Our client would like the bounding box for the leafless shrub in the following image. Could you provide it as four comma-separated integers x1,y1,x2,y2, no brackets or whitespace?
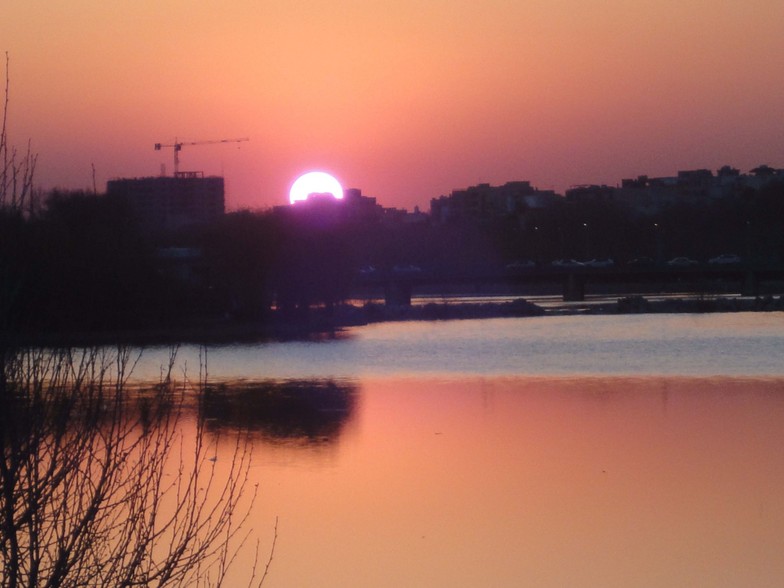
1,52,37,214
0,345,274,587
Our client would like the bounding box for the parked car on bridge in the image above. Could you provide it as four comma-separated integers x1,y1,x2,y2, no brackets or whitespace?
708,253,742,265
667,257,699,267
551,259,585,268
584,258,614,268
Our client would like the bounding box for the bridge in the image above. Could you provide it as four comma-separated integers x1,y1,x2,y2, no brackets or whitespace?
355,264,784,306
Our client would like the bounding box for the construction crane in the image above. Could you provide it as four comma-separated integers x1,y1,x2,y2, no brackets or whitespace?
154,137,249,176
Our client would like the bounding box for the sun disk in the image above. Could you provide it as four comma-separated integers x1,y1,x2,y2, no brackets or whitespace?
289,171,344,205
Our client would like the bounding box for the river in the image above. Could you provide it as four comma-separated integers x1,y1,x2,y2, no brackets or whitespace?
136,311,784,379
141,312,784,587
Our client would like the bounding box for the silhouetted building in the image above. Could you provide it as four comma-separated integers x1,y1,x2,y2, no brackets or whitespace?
565,184,615,203
430,181,557,224
277,187,427,226
107,172,225,233
343,188,385,222
614,165,784,216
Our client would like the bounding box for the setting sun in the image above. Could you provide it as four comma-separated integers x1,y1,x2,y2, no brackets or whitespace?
289,171,344,205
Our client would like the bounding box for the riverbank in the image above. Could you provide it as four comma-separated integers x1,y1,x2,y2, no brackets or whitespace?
330,293,784,323
525,293,784,318
4,294,784,348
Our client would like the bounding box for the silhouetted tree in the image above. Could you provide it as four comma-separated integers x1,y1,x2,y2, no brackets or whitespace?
201,210,280,320
750,164,776,176
1,53,37,340
2,190,171,334
270,208,355,314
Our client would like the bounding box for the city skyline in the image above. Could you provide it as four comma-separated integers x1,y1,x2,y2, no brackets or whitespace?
2,1,783,211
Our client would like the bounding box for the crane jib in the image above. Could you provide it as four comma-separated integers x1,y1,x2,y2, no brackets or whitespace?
153,138,249,175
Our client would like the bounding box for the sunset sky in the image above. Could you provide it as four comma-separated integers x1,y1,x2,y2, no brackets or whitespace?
3,0,783,211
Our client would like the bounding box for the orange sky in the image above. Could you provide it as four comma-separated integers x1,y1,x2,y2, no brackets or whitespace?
3,0,783,211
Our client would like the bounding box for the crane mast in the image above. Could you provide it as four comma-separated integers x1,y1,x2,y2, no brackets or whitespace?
154,137,249,176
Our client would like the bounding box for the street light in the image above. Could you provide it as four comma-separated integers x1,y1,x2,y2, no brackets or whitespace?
583,223,590,260
534,226,540,263
654,223,662,264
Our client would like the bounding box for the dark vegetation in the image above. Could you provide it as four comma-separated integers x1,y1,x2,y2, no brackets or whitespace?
2,179,784,343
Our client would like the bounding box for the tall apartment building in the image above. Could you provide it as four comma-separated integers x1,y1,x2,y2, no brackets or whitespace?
106,172,225,233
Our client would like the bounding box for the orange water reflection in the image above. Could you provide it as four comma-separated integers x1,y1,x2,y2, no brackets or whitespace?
217,376,784,587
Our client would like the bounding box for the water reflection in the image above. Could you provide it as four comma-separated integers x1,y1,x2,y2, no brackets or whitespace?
241,375,784,588
201,379,357,443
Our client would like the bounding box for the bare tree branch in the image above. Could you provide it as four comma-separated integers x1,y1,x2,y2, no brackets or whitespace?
1,52,37,214
0,346,273,587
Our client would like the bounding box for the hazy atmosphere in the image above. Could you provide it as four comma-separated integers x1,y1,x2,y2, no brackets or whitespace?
3,0,783,210
4,4,784,586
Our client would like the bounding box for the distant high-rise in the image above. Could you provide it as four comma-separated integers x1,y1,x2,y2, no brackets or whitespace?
107,172,224,233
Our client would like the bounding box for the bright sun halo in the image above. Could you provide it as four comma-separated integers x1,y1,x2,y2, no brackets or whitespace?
289,171,344,205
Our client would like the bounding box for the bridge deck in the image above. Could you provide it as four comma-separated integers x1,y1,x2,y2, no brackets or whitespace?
355,265,784,304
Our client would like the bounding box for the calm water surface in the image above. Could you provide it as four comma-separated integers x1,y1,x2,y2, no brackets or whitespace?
145,313,784,587
135,311,784,380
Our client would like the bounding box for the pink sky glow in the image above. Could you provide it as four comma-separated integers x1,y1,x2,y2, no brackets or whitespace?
3,0,783,211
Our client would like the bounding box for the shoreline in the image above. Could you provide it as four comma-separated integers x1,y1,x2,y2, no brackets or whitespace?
4,294,783,348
